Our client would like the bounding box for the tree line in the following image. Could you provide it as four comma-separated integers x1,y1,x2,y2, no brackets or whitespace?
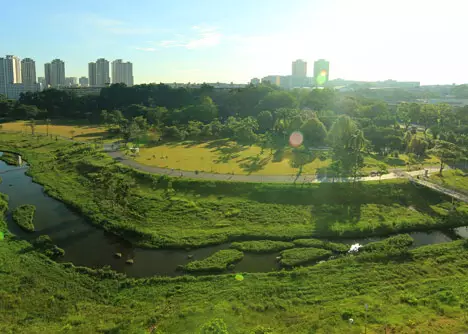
0,82,467,176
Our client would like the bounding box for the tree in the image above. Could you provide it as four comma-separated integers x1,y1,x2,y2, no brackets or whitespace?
184,96,218,123
377,163,389,183
257,110,274,132
199,318,229,334
327,115,358,149
257,91,297,112
45,118,51,136
300,117,327,147
429,140,464,175
419,104,438,137
28,119,36,136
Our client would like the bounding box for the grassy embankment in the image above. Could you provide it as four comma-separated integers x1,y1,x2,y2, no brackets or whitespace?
183,249,244,273
132,139,439,176
0,152,19,165
2,133,468,332
0,132,466,249
3,214,468,332
231,240,295,253
430,169,468,195
280,247,332,266
12,204,36,232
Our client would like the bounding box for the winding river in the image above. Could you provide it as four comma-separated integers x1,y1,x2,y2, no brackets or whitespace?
0,157,464,277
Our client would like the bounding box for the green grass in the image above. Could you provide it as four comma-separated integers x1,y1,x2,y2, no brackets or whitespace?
0,132,467,249
280,247,333,266
293,238,349,252
231,240,295,253
183,249,244,273
430,169,468,195
3,182,468,332
12,204,36,232
0,152,19,165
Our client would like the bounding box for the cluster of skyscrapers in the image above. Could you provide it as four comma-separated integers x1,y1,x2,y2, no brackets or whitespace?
255,59,330,89
0,55,134,99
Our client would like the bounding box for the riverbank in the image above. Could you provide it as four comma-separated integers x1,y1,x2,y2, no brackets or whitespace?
1,132,467,250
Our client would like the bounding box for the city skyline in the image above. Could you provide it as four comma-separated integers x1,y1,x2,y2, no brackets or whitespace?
1,0,467,85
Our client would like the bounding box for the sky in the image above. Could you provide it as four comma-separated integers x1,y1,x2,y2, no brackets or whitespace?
1,0,467,85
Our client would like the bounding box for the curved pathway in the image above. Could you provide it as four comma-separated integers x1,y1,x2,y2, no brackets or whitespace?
104,143,441,184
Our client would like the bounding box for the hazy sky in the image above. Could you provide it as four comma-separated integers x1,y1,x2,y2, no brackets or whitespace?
1,0,466,85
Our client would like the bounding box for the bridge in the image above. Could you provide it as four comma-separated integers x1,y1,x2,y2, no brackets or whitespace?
409,175,468,203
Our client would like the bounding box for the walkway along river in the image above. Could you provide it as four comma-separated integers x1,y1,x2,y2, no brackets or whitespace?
0,157,466,278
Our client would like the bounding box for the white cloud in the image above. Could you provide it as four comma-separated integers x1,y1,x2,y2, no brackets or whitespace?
135,47,157,52
85,14,156,35
155,25,221,50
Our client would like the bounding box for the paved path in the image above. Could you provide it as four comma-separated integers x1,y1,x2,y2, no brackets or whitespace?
409,176,468,203
104,143,442,184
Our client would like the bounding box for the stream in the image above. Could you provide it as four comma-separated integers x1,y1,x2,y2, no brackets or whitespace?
0,156,464,277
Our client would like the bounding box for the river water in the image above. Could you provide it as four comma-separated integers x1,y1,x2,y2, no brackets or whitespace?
0,157,463,277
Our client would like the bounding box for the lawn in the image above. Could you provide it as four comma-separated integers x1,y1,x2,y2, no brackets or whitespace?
132,139,439,176
0,120,110,141
430,169,468,195
0,132,466,249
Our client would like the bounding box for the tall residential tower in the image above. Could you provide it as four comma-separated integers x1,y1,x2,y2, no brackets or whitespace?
45,59,65,88
21,58,38,92
292,59,307,77
111,59,133,86
96,58,110,87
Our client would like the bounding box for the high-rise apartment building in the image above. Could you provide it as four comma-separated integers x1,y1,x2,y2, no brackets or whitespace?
38,77,46,91
313,59,330,85
79,76,89,87
95,58,110,87
292,59,307,77
0,55,22,97
21,58,38,92
45,59,65,88
111,59,133,86
88,62,97,87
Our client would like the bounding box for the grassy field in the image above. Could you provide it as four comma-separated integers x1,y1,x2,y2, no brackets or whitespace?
231,240,295,253
12,204,36,232
2,133,468,332
0,120,109,141
132,139,439,176
430,169,468,195
0,132,466,249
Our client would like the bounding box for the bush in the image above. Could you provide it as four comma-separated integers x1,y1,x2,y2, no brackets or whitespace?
184,250,244,273
280,248,332,267
33,235,65,259
12,204,36,232
199,318,229,334
231,240,294,253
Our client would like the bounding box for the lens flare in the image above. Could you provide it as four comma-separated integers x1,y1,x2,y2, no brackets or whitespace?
235,274,244,281
289,131,303,148
0,232,4,240
320,70,327,76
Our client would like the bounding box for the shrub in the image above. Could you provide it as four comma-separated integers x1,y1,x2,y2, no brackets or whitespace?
231,240,294,253
12,204,36,232
199,318,229,334
184,250,244,273
33,235,65,259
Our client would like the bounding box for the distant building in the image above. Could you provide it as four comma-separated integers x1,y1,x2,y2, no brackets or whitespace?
45,59,65,88
65,77,78,87
262,75,282,86
6,84,26,99
79,76,89,87
38,77,46,91
250,78,260,85
313,59,330,86
111,59,133,86
292,59,307,77
88,62,97,87
0,55,22,97
21,58,37,92
96,58,110,87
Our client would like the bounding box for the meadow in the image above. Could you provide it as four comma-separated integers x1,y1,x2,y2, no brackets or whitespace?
0,120,109,141
132,139,440,176
2,133,468,332
0,132,465,249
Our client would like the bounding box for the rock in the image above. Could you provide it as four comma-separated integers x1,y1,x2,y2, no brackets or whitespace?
125,259,134,265
187,254,194,259
114,252,122,259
